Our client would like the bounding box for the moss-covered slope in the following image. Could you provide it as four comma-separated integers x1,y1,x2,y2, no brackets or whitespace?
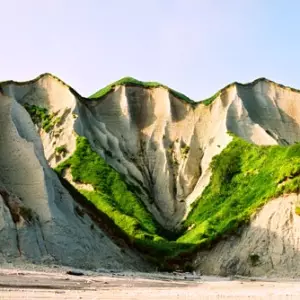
89,76,196,104
55,136,159,238
180,135,300,245
53,133,300,269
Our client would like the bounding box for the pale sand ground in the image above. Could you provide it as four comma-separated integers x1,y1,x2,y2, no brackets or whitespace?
0,266,300,299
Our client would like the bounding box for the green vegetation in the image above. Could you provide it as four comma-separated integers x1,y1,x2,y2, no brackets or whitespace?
54,136,194,266
24,104,53,132
89,76,224,106
54,134,300,269
179,136,300,246
23,103,60,133
201,91,221,106
89,76,195,105
55,145,67,155
55,137,164,238
180,144,190,158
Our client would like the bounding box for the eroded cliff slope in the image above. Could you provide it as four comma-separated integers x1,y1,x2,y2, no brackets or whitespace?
195,194,300,278
2,74,300,276
0,88,147,271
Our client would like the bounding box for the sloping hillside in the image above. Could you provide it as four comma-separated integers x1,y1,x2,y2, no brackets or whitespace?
0,88,147,271
2,73,300,275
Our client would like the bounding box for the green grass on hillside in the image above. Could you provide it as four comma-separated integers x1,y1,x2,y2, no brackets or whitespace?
55,136,157,235
54,134,300,269
54,136,190,265
179,136,300,246
24,104,60,133
89,77,196,105
55,145,67,155
201,91,221,106
89,77,226,106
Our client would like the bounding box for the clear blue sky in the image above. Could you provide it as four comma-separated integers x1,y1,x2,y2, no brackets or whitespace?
1,0,300,100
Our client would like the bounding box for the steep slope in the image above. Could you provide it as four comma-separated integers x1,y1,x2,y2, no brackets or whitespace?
5,75,298,230
2,74,232,231
0,89,147,271
76,78,300,229
2,73,300,275
174,136,300,274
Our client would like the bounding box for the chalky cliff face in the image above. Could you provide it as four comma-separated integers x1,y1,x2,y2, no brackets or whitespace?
2,74,300,276
1,76,234,229
3,75,300,229
0,76,146,271
82,81,300,228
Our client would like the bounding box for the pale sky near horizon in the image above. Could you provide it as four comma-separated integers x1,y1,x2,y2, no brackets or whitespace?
1,0,299,100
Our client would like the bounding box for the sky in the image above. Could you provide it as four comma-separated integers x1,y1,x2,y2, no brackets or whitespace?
1,0,300,101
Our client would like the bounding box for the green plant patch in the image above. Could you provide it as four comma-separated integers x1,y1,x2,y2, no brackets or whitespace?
55,145,67,155
54,137,166,236
179,136,300,246
54,136,195,262
89,77,195,105
180,144,190,157
201,91,221,106
24,104,56,133
54,134,300,268
89,76,223,106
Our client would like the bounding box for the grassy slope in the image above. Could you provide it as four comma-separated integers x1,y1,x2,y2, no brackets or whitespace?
179,136,300,246
54,137,187,264
5,73,300,265
55,136,158,237
54,133,300,269
89,76,221,106
18,73,300,267
88,77,295,107
89,76,195,104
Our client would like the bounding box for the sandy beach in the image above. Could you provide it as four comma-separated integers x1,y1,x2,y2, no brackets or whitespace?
0,266,300,299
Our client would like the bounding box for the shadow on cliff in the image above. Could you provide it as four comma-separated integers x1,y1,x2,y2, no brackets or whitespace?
124,86,191,129
228,84,300,145
131,127,202,230
79,86,197,227
82,86,170,131
56,173,195,271
4,85,300,275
